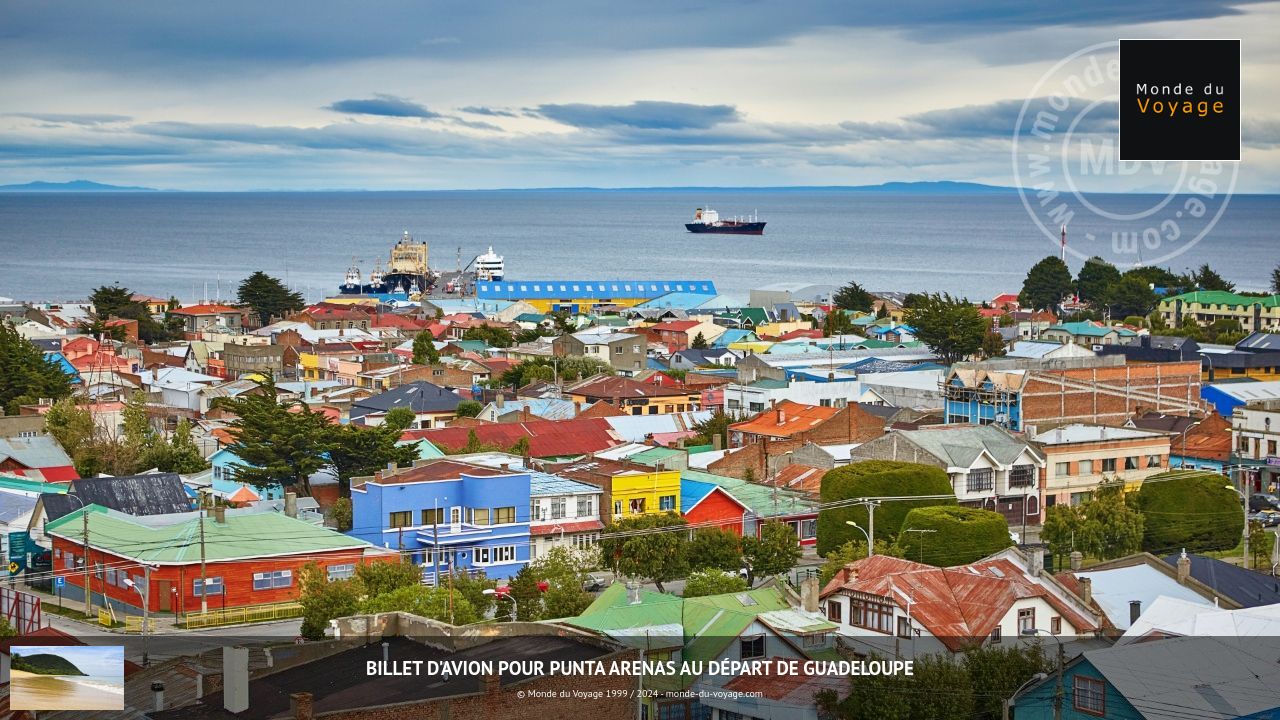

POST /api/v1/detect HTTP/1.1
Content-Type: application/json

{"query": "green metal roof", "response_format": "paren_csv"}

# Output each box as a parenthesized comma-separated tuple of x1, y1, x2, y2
(680, 469, 817, 517)
(46, 506, 378, 564)
(0, 476, 67, 494)
(1160, 290, 1280, 309)
(626, 447, 686, 465)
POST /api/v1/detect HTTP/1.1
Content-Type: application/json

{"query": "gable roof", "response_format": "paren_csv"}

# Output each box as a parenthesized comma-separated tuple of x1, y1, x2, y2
(403, 417, 621, 457)
(172, 303, 241, 316)
(40, 473, 192, 521)
(350, 381, 461, 419)
(729, 400, 840, 438)
(680, 479, 747, 515)
(889, 425, 1040, 468)
(0, 435, 76, 472)
(1160, 553, 1280, 608)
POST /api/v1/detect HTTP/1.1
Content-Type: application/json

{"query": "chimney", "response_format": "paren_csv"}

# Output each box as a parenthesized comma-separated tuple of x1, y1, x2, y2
(284, 492, 297, 519)
(770, 398, 777, 409)
(800, 576, 819, 613)
(387, 461, 398, 473)
(496, 393, 505, 409)
(574, 401, 582, 417)
(713, 434, 723, 451)
(1079, 577, 1092, 606)
(627, 581, 642, 605)
(223, 646, 249, 714)
(1029, 547, 1044, 577)
(214, 505, 226, 524)
(499, 462, 510, 471)
(382, 642, 389, 664)
(1176, 549, 1191, 584)
(522, 406, 532, 422)
(1129, 600, 1142, 625)
(151, 682, 165, 712)
(1069, 551, 1083, 571)
(290, 692, 315, 720)
(776, 408, 785, 425)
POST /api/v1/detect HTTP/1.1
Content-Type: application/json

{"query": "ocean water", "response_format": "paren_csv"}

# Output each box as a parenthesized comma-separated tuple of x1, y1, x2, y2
(0, 190, 1275, 304)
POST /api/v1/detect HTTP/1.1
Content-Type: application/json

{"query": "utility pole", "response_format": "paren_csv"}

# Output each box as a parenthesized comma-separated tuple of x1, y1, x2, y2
(855, 499, 882, 556)
(82, 507, 92, 618)
(199, 513, 208, 614)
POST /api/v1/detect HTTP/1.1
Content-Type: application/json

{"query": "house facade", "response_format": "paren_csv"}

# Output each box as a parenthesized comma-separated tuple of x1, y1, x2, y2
(551, 458, 683, 520)
(1157, 290, 1280, 332)
(553, 329, 646, 374)
(1231, 398, 1280, 493)
(1031, 424, 1171, 517)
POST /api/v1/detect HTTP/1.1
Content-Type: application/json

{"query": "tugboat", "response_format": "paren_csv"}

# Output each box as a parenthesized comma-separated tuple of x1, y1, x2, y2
(340, 259, 363, 294)
(685, 207, 766, 235)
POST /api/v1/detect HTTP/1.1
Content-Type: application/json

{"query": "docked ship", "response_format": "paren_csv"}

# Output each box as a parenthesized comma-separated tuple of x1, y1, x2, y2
(473, 246, 505, 281)
(685, 207, 766, 235)
(338, 231, 438, 295)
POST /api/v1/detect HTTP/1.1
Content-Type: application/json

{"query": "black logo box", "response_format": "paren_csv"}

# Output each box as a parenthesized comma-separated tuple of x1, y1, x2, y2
(1119, 39, 1240, 161)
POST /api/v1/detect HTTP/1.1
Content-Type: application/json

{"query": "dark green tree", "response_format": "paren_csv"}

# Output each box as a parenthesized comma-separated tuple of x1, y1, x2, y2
(508, 546, 594, 620)
(0, 322, 74, 414)
(1109, 273, 1159, 318)
(599, 513, 689, 592)
(902, 293, 986, 365)
(361, 585, 480, 624)
(834, 281, 874, 312)
(412, 332, 440, 364)
(461, 324, 514, 348)
(818, 539, 899, 585)
(236, 271, 304, 326)
(86, 285, 180, 343)
(331, 497, 353, 531)
(455, 399, 482, 418)
(682, 569, 748, 598)
(690, 410, 732, 447)
(980, 330, 1006, 359)
(741, 521, 801, 585)
(326, 420, 418, 495)
(1191, 263, 1235, 292)
(298, 562, 362, 639)
(686, 528, 743, 572)
(1272, 263, 1280, 293)
(1041, 481, 1143, 563)
(354, 559, 423, 599)
(1135, 471, 1243, 553)
(1076, 256, 1121, 306)
(691, 331, 708, 349)
(214, 376, 334, 495)
(894, 506, 1014, 566)
(823, 310, 857, 338)
(1018, 256, 1074, 311)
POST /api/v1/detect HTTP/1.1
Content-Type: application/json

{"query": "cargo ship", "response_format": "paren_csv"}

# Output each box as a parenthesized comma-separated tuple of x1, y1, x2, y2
(685, 208, 766, 235)
(338, 231, 438, 295)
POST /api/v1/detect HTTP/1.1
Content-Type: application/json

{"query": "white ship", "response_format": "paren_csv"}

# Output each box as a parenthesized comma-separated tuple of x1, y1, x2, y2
(474, 246, 505, 282)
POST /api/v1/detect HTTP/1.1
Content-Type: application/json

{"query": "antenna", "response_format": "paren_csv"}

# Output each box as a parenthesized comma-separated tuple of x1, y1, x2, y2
(1060, 225, 1067, 263)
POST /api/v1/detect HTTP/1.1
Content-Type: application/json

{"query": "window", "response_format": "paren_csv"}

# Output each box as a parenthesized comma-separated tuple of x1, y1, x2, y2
(1078, 460, 1094, 475)
(470, 508, 490, 526)
(1009, 464, 1036, 488)
(493, 506, 516, 524)
(614, 346, 623, 354)
(990, 625, 1002, 643)
(1146, 455, 1162, 468)
(475, 545, 517, 565)
(966, 468, 994, 493)
(1051, 616, 1062, 635)
(1018, 608, 1035, 634)
(1124, 456, 1139, 470)
(1101, 458, 1116, 473)
(851, 598, 895, 633)
(421, 508, 444, 526)
(897, 616, 913, 638)
(659, 495, 676, 511)
(194, 577, 225, 595)
(253, 570, 292, 590)
(1055, 462, 1071, 476)
(531, 501, 545, 522)
(327, 564, 355, 581)
(629, 498, 646, 514)
(577, 496, 593, 516)
(105, 568, 117, 586)
(826, 600, 843, 623)
(389, 511, 412, 528)
(551, 497, 566, 520)
(64, 553, 75, 570)
(802, 633, 826, 648)
(1073, 676, 1106, 715)
(739, 635, 764, 659)
(800, 519, 817, 539)
(614, 501, 623, 516)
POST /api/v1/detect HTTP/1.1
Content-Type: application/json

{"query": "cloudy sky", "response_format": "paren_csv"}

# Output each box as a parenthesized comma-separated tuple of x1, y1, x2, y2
(2, 1, 1278, 191)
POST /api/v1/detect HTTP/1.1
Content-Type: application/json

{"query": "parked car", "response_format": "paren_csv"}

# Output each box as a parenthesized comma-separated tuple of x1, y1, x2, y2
(1249, 493, 1280, 512)
(1248, 510, 1280, 527)
(582, 575, 605, 592)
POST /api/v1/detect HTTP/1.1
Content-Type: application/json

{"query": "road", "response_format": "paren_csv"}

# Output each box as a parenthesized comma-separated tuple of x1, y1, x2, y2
(40, 610, 303, 664)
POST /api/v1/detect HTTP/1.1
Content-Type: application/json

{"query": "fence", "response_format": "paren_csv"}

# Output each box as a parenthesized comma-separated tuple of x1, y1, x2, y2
(124, 616, 157, 633)
(182, 601, 303, 629)
(0, 586, 41, 634)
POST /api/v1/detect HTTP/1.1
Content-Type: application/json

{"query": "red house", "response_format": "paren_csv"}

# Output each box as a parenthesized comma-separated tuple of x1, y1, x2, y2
(681, 478, 749, 535)
(46, 506, 395, 616)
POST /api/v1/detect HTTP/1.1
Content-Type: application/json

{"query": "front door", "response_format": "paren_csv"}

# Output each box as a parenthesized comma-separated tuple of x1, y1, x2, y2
(157, 580, 173, 611)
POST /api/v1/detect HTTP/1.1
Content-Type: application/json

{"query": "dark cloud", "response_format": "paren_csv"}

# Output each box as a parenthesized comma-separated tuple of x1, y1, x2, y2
(837, 97, 1117, 141)
(533, 101, 739, 130)
(6, 112, 132, 125)
(460, 106, 519, 118)
(325, 94, 442, 118)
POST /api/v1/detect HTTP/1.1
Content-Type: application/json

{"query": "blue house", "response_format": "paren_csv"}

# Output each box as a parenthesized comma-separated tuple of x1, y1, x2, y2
(208, 447, 286, 501)
(1014, 636, 1280, 719)
(348, 459, 531, 581)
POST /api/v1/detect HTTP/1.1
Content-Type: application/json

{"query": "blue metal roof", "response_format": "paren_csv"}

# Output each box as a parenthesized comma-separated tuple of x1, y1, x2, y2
(680, 479, 718, 512)
(633, 291, 724, 310)
(530, 472, 603, 496)
(477, 280, 717, 300)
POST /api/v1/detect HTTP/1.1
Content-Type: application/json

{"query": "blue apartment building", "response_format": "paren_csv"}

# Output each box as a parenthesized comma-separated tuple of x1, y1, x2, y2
(347, 459, 531, 581)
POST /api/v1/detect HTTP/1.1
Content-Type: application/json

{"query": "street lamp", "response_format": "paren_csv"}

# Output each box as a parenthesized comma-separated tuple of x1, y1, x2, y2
(1003, 672, 1048, 720)
(121, 566, 154, 667)
(845, 521, 872, 558)
(1225, 485, 1250, 568)
(1021, 628, 1064, 720)
(482, 588, 517, 622)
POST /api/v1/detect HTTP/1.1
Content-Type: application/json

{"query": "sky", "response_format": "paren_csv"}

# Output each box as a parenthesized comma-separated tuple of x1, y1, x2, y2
(1, 1, 1278, 191)
(11, 646, 125, 677)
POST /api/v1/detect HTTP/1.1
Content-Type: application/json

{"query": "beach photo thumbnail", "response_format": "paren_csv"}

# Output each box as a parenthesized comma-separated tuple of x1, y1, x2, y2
(9, 645, 125, 711)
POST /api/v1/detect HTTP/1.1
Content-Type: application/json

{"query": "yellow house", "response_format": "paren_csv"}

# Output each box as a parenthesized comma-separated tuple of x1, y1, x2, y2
(1158, 291, 1280, 332)
(756, 320, 811, 338)
(729, 340, 775, 354)
(297, 351, 322, 381)
(557, 460, 682, 520)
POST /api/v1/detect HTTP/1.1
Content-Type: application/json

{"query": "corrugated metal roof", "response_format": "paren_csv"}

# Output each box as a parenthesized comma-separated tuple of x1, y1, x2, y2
(404, 417, 621, 457)
(41, 474, 192, 521)
(603, 411, 713, 442)
(479, 280, 717, 300)
(0, 436, 74, 470)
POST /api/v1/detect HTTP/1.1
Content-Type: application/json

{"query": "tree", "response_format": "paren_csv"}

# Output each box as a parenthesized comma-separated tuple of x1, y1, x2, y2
(461, 324, 514, 348)
(448, 570, 498, 618)
(1018, 256, 1074, 311)
(686, 528, 743, 572)
(690, 410, 732, 446)
(455, 399, 482, 418)
(237, 271, 304, 326)
(44, 399, 102, 477)
(412, 332, 439, 365)
(215, 376, 334, 495)
(682, 569, 748, 598)
(1076, 256, 1121, 306)
(499, 356, 613, 388)
(819, 539, 899, 585)
(361, 585, 480, 624)
(331, 497, 353, 531)
(86, 284, 180, 343)
(894, 506, 1014, 566)
(1042, 480, 1143, 563)
(1248, 520, 1270, 570)
(817, 461, 956, 556)
(834, 281, 874, 312)
(1272, 263, 1280, 293)
(599, 513, 688, 592)
(354, 559, 423, 599)
(741, 521, 801, 585)
(0, 617, 14, 638)
(142, 418, 210, 474)
(1134, 471, 1243, 554)
(980, 330, 1006, 359)
(509, 545, 595, 620)
(1108, 274, 1159, 318)
(823, 310, 857, 338)
(0, 322, 73, 414)
(326, 422, 418, 494)
(1191, 263, 1235, 292)
(902, 293, 986, 364)
(691, 331, 708, 349)
(298, 562, 362, 639)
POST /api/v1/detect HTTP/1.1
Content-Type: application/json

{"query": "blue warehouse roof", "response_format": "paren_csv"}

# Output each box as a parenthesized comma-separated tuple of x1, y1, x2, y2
(477, 280, 717, 300)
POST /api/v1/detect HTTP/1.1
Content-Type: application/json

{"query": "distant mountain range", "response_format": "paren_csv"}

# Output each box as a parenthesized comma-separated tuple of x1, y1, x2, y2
(0, 180, 158, 192)
(11, 653, 87, 676)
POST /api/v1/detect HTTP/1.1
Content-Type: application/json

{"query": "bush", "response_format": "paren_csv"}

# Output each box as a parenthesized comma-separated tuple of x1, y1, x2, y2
(895, 506, 1013, 566)
(1134, 471, 1244, 554)
(683, 569, 748, 598)
(817, 461, 956, 556)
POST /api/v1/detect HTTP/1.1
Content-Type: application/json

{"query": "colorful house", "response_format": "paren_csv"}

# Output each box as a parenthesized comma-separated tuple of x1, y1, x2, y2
(552, 458, 683, 520)
(208, 447, 286, 501)
(680, 479, 749, 535)
(348, 460, 532, 581)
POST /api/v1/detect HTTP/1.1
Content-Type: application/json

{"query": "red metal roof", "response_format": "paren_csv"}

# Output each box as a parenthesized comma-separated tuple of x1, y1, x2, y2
(650, 320, 700, 332)
(570, 375, 690, 399)
(172, 303, 241, 315)
(369, 460, 507, 485)
(770, 464, 826, 495)
(530, 519, 604, 535)
(402, 418, 622, 458)
(730, 400, 840, 438)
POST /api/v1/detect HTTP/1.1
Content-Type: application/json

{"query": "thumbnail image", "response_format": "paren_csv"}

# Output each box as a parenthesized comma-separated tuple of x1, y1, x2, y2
(9, 645, 125, 711)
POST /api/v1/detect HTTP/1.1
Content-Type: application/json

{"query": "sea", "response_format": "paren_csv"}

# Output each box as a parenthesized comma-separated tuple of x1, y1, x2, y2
(0, 190, 1276, 304)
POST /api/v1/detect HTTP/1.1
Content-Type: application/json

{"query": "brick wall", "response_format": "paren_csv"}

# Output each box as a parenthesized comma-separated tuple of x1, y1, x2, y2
(1021, 361, 1203, 431)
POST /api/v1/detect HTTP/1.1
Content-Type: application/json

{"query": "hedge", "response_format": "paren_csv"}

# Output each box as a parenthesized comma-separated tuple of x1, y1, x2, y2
(817, 460, 955, 556)
(895, 506, 1013, 566)
(1133, 470, 1244, 554)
